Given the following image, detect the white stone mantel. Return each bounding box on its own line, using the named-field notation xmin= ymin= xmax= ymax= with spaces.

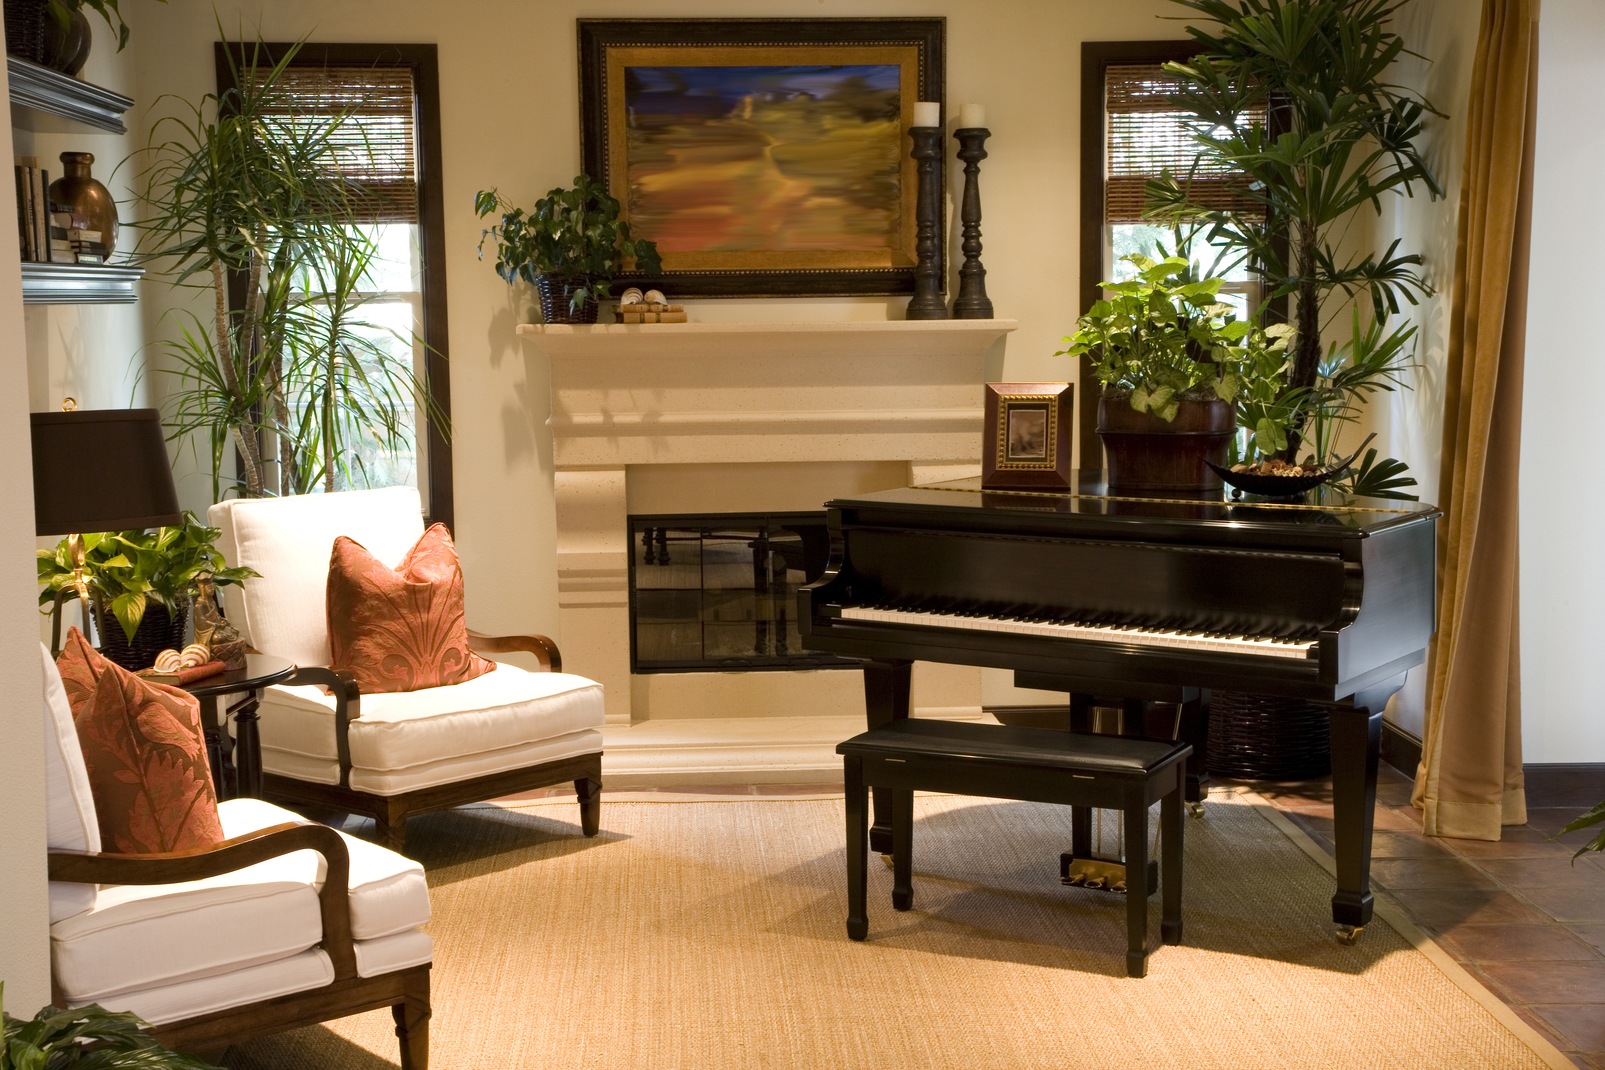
xmin=519 ymin=318 xmax=1017 ymax=740
xmin=519 ymin=319 xmax=1017 ymax=468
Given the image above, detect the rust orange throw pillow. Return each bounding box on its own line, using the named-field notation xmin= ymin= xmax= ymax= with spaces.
xmin=55 ymin=627 xmax=226 ymax=855
xmin=327 ymin=522 xmax=496 ymax=694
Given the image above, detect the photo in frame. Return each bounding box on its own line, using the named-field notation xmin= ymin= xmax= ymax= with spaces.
xmin=577 ymin=18 xmax=945 ymax=298
xmin=982 ymin=383 xmax=1074 ymax=491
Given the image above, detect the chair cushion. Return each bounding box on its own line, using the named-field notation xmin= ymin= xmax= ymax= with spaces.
xmin=55 ymin=629 xmax=224 ymax=855
xmin=209 ymin=486 xmax=426 ymax=668
xmin=256 ymin=664 xmax=605 ymax=794
xmin=52 ymin=797 xmax=431 ymax=1009
xmin=41 ymin=642 xmax=101 ymax=923
xmin=327 ymin=522 xmax=496 ymax=694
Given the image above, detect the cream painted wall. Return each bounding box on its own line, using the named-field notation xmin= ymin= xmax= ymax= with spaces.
xmin=1522 ymin=0 xmax=1605 ymax=763
xmin=1374 ymin=0 xmax=1479 ymax=741
xmin=1 ymin=32 xmax=52 ymax=1012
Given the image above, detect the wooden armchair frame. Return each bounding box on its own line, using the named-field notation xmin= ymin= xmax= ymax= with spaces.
xmin=262 ymin=631 xmax=602 ymax=852
xmin=48 ymin=821 xmax=430 ymax=1069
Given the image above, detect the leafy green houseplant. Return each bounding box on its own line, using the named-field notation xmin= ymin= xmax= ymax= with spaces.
xmin=475 ymin=174 xmax=662 ymax=323
xmin=1147 ymin=0 xmax=1442 ymax=497
xmin=131 ymin=32 xmax=443 ymax=499
xmin=37 ymin=512 xmax=258 ymax=646
xmin=1057 ymin=253 xmax=1291 ymax=424
xmin=1057 ymin=253 xmax=1290 ymax=491
xmin=1 ymin=982 xmax=222 ymax=1069
xmin=1559 ymin=802 xmax=1605 ymax=862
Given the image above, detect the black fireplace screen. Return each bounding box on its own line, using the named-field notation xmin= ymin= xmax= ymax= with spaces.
xmin=628 ymin=512 xmax=855 ymax=673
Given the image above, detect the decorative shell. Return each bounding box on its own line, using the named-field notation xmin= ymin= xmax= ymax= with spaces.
xmin=643 ymin=288 xmax=667 ymax=305
xmin=180 ymin=643 xmax=211 ymax=667
xmin=154 ymin=649 xmax=185 ymax=672
xmin=619 ymin=287 xmax=645 ymax=305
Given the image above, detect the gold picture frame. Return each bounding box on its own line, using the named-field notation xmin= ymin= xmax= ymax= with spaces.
xmin=982 ymin=383 xmax=1074 ymax=491
xmin=578 ymin=18 xmax=945 ymax=298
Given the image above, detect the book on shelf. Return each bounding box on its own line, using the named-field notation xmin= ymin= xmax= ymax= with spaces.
xmin=14 ymin=157 xmax=36 ymax=261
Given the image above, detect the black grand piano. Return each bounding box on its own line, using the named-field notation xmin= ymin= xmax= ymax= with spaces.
xmin=800 ymin=475 xmax=1439 ymax=942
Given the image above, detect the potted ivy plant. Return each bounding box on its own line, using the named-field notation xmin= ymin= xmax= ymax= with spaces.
xmin=1056 ymin=252 xmax=1290 ymax=492
xmin=475 ymin=174 xmax=662 ymax=324
xmin=1 ymin=982 xmax=222 ymax=1068
xmin=36 ymin=511 xmax=258 ymax=670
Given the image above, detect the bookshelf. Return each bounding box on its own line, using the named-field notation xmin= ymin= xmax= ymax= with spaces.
xmin=9 ymin=56 xmax=141 ymax=303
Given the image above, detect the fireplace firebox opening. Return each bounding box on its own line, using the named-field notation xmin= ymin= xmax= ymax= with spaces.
xmin=628 ymin=512 xmax=855 ymax=673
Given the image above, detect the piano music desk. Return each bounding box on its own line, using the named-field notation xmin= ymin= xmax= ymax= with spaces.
xmin=839 ymin=719 xmax=1190 ymax=978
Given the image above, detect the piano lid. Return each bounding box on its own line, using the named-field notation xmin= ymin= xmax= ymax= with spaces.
xmin=825 ymin=473 xmax=1439 ymax=538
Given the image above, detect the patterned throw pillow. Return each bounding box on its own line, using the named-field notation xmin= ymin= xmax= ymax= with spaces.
xmin=55 ymin=627 xmax=226 ymax=855
xmin=326 ymin=522 xmax=497 ymax=694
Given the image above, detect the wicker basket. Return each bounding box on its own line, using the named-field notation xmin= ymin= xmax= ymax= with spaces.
xmin=536 ymin=275 xmax=599 ymax=324
xmin=95 ymin=602 xmax=189 ymax=673
xmin=1207 ymin=691 xmax=1332 ymax=781
xmin=4 ymin=0 xmax=51 ymax=65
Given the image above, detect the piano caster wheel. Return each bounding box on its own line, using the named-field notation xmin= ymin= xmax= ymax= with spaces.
xmin=1187 ymin=801 xmax=1206 ymax=819
xmin=1335 ymin=924 xmax=1364 ymax=946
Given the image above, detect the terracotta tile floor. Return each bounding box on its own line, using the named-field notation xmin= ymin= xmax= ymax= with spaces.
xmin=517 ymin=766 xmax=1605 ymax=1067
xmin=1251 ymin=764 xmax=1605 ymax=1070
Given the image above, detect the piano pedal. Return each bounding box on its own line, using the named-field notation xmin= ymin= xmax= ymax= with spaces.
xmin=1059 ymin=854 xmax=1160 ymax=897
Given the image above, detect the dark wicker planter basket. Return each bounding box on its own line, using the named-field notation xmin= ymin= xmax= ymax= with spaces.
xmin=4 ymin=0 xmax=51 ymax=64
xmin=1207 ymin=691 xmax=1332 ymax=781
xmin=535 ymin=276 xmax=599 ymax=325
xmin=95 ymin=602 xmax=189 ymax=673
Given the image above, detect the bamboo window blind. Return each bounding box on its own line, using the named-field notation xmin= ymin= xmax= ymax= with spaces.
xmin=1104 ymin=62 xmax=1265 ymax=225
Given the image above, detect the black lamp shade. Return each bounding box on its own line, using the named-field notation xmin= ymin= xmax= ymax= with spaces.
xmin=31 ymin=408 xmax=183 ymax=535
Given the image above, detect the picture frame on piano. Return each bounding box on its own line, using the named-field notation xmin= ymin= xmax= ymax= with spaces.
xmin=982 ymin=382 xmax=1074 ymax=491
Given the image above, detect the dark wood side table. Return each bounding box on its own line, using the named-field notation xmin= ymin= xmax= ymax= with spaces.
xmin=181 ymin=653 xmax=296 ymax=800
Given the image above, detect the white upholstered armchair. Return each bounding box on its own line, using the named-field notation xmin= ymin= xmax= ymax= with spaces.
xmin=40 ymin=643 xmax=433 ymax=1068
xmin=208 ymin=486 xmax=605 ymax=850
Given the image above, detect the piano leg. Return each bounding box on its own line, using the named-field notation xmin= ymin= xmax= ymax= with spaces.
xmin=1327 ymin=680 xmax=1397 ymax=944
xmin=862 ymin=659 xmax=913 ymax=856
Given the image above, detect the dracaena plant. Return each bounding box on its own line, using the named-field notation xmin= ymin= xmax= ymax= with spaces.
xmin=475 ymin=174 xmax=662 ymax=313
xmin=36 ymin=512 xmax=258 ymax=643
xmin=1056 ymin=253 xmax=1290 ymax=423
xmin=130 ymin=27 xmax=444 ymax=499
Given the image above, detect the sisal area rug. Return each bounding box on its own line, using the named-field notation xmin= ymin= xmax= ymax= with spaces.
xmin=222 ymin=791 xmax=1573 ymax=1070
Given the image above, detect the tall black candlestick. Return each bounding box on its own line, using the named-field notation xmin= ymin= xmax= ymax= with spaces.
xmin=906 ymin=126 xmax=947 ymax=320
xmin=951 ymin=127 xmax=994 ymax=319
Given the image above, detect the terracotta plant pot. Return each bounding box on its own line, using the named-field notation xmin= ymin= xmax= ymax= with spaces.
xmin=1097 ymin=394 xmax=1233 ymax=494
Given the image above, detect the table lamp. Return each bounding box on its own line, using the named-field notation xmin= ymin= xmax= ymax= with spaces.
xmin=31 ymin=403 xmax=183 ymax=653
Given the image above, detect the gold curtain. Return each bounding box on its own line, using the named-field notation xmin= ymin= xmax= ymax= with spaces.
xmin=1413 ymin=0 xmax=1537 ymax=840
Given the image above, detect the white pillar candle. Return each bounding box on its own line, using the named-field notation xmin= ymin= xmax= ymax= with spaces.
xmin=912 ymin=101 xmax=940 ymax=127
xmin=958 ymin=103 xmax=986 ymax=129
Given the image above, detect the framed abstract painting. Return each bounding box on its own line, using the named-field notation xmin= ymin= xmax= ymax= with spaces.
xmin=578 ymin=18 xmax=945 ymax=297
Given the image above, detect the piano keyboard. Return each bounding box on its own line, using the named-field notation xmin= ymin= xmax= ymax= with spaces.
xmin=837 ymin=605 xmax=1318 ymax=660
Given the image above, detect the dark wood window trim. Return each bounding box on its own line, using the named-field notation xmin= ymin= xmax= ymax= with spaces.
xmin=1078 ymin=40 xmax=1200 ymax=474
xmin=214 ymin=42 xmax=454 ymax=529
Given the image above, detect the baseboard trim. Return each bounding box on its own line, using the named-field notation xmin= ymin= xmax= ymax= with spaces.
xmin=1381 ymin=720 xmax=1422 ymax=778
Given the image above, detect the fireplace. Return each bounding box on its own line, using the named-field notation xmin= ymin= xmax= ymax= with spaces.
xmin=629 ymin=511 xmax=849 ymax=673
xmin=520 ymin=318 xmax=1017 ymax=731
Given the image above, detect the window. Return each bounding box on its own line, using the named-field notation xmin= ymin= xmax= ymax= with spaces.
xmin=216 ymin=43 xmax=454 ymax=527
xmin=1079 ymin=42 xmax=1266 ymax=470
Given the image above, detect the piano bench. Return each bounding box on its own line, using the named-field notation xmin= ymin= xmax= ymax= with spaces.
xmin=837 ymin=719 xmax=1191 ymax=978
